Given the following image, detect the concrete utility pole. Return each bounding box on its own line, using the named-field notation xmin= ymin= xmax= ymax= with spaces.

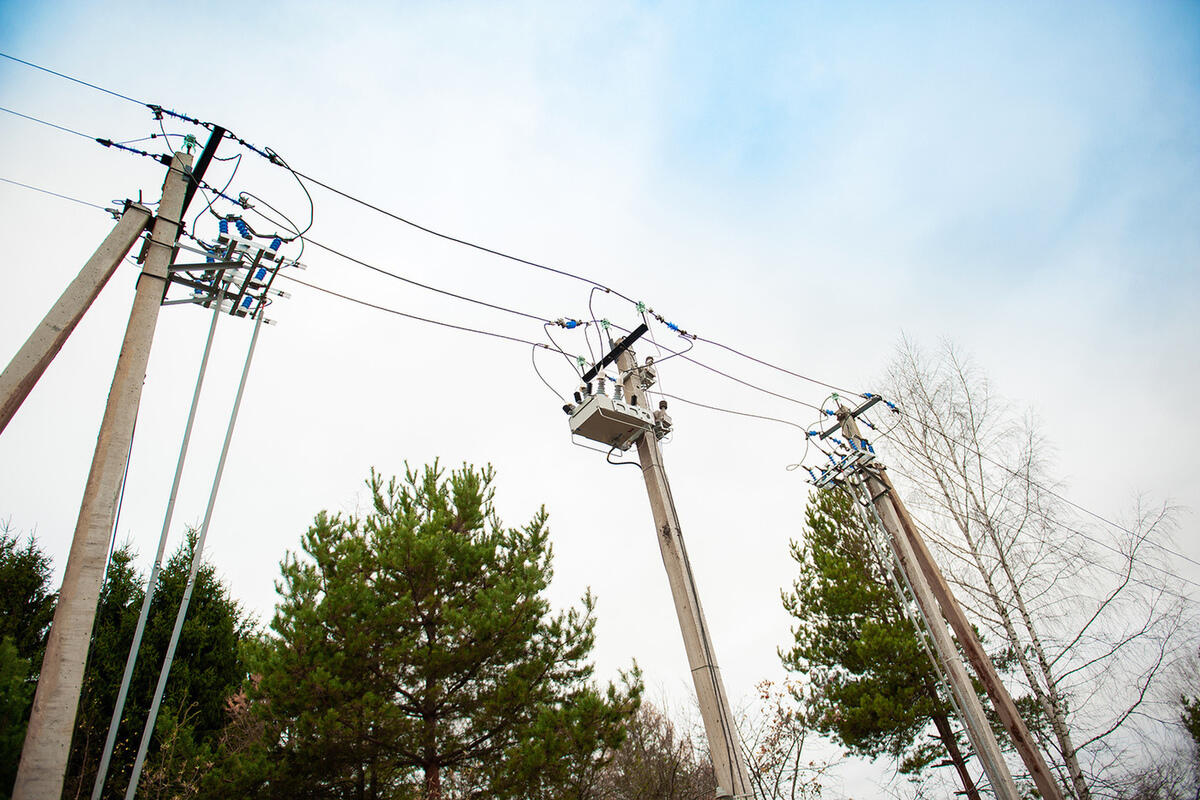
xmin=837 ymin=406 xmax=1065 ymax=800
xmin=13 ymin=151 xmax=193 ymax=800
xmin=616 ymin=345 xmax=753 ymax=799
xmin=0 ymin=203 xmax=152 ymax=435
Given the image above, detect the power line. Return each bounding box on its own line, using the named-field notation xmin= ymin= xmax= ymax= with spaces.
xmin=657 ymin=392 xmax=810 ymax=434
xmin=0 ymin=105 xmax=95 ymax=141
xmin=0 ymin=52 xmax=145 ymax=105
xmin=1 ymin=104 xmax=168 ymax=163
xmin=3 ymin=50 xmax=1178 ymax=556
xmin=275 ymin=272 xmax=572 ymax=354
xmin=301 ymin=236 xmax=553 ymax=325
xmin=0 ymin=54 xmax=869 ymax=408
xmin=0 ymin=176 xmax=111 ymax=213
xmin=286 ymin=166 xmax=636 ymax=303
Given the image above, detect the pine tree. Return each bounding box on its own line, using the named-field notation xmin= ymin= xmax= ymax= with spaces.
xmin=63 ymin=532 xmax=253 ymax=799
xmin=0 ymin=525 xmax=55 ymax=799
xmin=780 ymin=488 xmax=979 ymax=795
xmin=228 ymin=463 xmax=640 ymax=800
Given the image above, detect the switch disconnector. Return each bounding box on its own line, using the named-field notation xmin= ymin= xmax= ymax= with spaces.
xmin=568 ymin=393 xmax=653 ymax=451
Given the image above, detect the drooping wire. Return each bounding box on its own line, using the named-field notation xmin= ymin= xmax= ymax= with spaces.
xmin=691 ymin=334 xmax=863 ymax=397
xmin=531 ymin=345 xmax=567 ymax=404
xmin=300 ymin=236 xmax=553 ymax=324
xmin=285 ymin=166 xmax=634 ymax=302
xmin=190 ymin=152 xmax=242 ymax=235
xmin=260 ymin=149 xmax=314 ymax=240
xmin=656 ymin=392 xmax=809 ymax=435
xmin=275 ymin=272 xmax=573 ymax=354
xmin=606 ymin=445 xmax=642 ymax=469
xmin=543 ymin=323 xmax=584 ymax=378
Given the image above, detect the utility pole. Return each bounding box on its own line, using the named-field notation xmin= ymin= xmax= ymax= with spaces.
xmin=0 ymin=203 xmax=151 ymax=435
xmin=612 ymin=341 xmax=753 ymax=799
xmin=13 ymin=151 xmax=193 ymax=800
xmin=836 ymin=403 xmax=1064 ymax=800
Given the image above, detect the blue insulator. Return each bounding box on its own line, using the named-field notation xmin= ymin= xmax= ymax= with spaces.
xmin=667 ymin=321 xmax=679 ymax=331
xmin=565 ymin=319 xmax=579 ymax=329
xmin=807 ymin=431 xmax=817 ymax=438
xmin=823 ymin=409 xmax=835 ymax=416
xmin=867 ymin=443 xmax=876 ymax=454
xmin=205 ymin=255 xmax=214 ymax=264
xmin=235 ymin=219 xmax=250 ymax=238
xmin=218 ymin=219 xmax=228 ymax=234
xmin=270 ymin=237 xmax=282 ymax=251
xmin=864 ymin=392 xmax=875 ymax=398
xmin=255 ymin=267 xmax=267 ymax=281
xmin=241 ymin=296 xmax=253 ymax=309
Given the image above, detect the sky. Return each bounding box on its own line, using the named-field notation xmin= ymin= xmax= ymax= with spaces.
xmin=1 ymin=1 xmax=1198 ymax=796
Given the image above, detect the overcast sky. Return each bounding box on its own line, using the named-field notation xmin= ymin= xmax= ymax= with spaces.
xmin=1 ymin=2 xmax=1197 ymax=795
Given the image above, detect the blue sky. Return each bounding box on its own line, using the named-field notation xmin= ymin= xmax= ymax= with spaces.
xmin=1 ymin=1 xmax=1198 ymax=794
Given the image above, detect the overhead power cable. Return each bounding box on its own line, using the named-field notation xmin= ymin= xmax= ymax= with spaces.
xmin=657 ymin=392 xmax=810 ymax=434
xmin=286 ymin=167 xmax=635 ymax=303
xmin=608 ymin=322 xmax=823 ymax=413
xmin=0 ymin=176 xmax=112 ymax=213
xmin=276 ymin=272 xmax=573 ymax=354
xmin=0 ymin=105 xmax=96 ymax=141
xmin=5 ymin=50 xmax=1180 ymax=556
xmin=301 ymin=236 xmax=553 ymax=325
xmin=0 ymin=52 xmax=145 ymax=105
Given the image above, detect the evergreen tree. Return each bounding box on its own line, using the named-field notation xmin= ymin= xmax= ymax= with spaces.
xmin=780 ymin=488 xmax=979 ymax=794
xmin=0 ymin=526 xmax=55 ymax=800
xmin=63 ymin=532 xmax=253 ymax=799
xmin=224 ymin=463 xmax=640 ymax=800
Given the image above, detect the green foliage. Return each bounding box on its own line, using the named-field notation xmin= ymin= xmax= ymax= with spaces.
xmin=221 ymin=463 xmax=640 ymax=799
xmin=1183 ymin=651 xmax=1200 ymax=760
xmin=64 ymin=532 xmax=254 ymax=799
xmin=0 ymin=638 xmax=33 ymax=800
xmin=0 ymin=527 xmax=55 ymax=667
xmin=780 ymin=488 xmax=960 ymax=773
xmin=0 ymin=526 xmax=54 ymax=800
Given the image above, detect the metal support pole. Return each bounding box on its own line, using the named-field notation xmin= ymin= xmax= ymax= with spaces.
xmin=91 ymin=286 xmax=226 ymax=800
xmin=13 ymin=153 xmax=192 ymax=800
xmin=125 ymin=308 xmax=265 ymax=799
xmin=0 ymin=203 xmax=152 ymax=436
xmin=617 ymin=346 xmax=752 ymax=799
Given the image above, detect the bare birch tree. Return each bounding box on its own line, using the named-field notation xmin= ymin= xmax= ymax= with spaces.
xmin=880 ymin=337 xmax=1194 ymax=799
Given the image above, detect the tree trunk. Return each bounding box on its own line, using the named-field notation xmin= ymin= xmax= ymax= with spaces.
xmin=424 ymin=764 xmax=441 ymax=800
xmin=932 ymin=711 xmax=982 ymax=800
